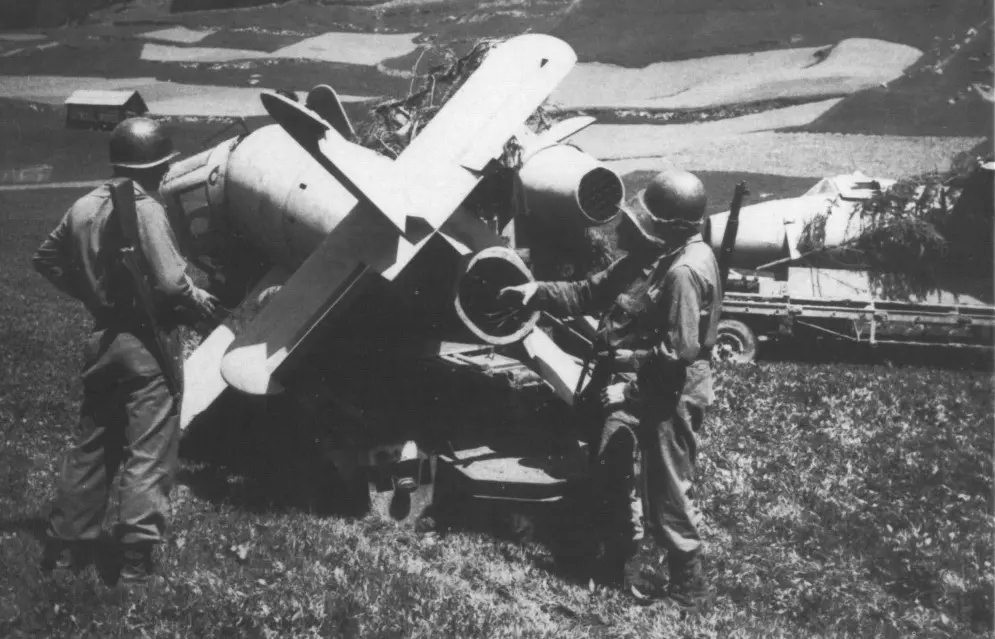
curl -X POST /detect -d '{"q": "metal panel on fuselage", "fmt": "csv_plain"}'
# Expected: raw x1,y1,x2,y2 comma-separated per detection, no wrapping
224,125,393,269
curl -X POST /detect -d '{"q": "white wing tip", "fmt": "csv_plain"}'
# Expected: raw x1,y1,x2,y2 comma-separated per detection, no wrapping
221,344,285,395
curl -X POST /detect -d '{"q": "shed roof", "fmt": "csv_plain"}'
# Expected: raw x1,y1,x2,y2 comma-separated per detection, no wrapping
65,89,145,108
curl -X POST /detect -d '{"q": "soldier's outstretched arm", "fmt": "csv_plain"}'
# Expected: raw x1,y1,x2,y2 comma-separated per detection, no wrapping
499,258,627,318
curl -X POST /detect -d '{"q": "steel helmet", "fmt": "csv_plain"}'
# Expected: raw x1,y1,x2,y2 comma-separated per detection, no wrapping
109,117,179,169
623,168,707,246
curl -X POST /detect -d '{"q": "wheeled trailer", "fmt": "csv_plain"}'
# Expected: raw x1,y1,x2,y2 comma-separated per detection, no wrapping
713,267,995,363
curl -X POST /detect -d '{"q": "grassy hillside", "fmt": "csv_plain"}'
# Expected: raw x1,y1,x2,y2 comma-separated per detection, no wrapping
6,0,991,68
0,100,282,182
0,0,301,28
0,0,119,29
805,8,994,137
552,0,989,66
1,182,992,638
2,0,989,139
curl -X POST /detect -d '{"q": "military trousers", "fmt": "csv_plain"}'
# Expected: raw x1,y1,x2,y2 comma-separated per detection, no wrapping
48,328,180,546
640,359,712,555
593,405,643,545
588,360,712,556
584,371,643,549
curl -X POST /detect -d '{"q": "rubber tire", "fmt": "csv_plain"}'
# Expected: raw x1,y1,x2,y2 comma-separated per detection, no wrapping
713,319,758,364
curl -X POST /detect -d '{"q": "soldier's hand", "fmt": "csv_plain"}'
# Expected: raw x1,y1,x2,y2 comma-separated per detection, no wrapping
600,382,627,409
192,287,221,319
594,349,639,368
497,282,538,308
613,349,635,366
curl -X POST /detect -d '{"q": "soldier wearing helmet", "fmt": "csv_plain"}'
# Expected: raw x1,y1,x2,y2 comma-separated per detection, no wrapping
500,168,722,609
32,117,218,590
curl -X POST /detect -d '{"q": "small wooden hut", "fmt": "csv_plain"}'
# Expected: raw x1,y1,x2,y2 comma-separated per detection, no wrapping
65,90,148,131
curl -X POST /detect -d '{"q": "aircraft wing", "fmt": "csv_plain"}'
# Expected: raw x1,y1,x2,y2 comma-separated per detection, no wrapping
390,35,576,228
220,33,577,395
180,266,291,427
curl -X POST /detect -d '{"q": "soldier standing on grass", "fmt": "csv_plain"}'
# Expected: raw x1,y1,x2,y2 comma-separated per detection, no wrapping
499,168,722,610
32,117,218,592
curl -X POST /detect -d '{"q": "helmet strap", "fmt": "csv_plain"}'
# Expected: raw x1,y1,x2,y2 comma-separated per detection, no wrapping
113,165,168,194
651,217,699,237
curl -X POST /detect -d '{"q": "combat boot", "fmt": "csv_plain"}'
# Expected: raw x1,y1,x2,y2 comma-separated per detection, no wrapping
666,550,708,612
590,537,624,588
622,538,668,603
40,539,93,574
118,543,162,595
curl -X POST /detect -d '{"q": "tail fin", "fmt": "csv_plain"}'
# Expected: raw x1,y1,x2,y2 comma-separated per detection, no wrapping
306,84,355,138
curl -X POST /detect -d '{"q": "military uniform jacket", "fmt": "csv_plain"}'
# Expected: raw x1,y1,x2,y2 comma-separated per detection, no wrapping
534,234,722,407
32,181,197,330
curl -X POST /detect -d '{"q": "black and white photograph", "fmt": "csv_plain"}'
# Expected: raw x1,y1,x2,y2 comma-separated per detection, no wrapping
0,0,992,636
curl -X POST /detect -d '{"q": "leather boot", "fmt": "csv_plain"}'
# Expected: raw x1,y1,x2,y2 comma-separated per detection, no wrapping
40,539,93,573
119,542,157,590
667,550,708,611
590,537,624,588
622,538,668,603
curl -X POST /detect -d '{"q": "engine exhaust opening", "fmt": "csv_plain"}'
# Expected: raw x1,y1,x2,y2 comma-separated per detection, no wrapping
519,144,624,232
454,247,539,345
578,166,624,223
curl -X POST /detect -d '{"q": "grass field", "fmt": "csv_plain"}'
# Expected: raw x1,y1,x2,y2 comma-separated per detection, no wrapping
1,187,992,637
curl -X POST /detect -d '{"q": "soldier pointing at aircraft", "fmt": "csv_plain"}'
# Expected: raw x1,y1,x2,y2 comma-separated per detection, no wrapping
500,168,722,609
32,117,218,592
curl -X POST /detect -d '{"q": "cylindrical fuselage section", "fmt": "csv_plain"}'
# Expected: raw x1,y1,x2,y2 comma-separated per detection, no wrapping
705,209,788,270
223,125,391,270
519,144,623,232
704,196,832,270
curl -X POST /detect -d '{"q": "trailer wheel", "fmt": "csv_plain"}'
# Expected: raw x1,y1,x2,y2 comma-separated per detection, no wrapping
713,319,757,364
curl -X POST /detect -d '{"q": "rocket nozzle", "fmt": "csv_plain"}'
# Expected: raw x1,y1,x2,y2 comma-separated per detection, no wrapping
454,247,540,345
